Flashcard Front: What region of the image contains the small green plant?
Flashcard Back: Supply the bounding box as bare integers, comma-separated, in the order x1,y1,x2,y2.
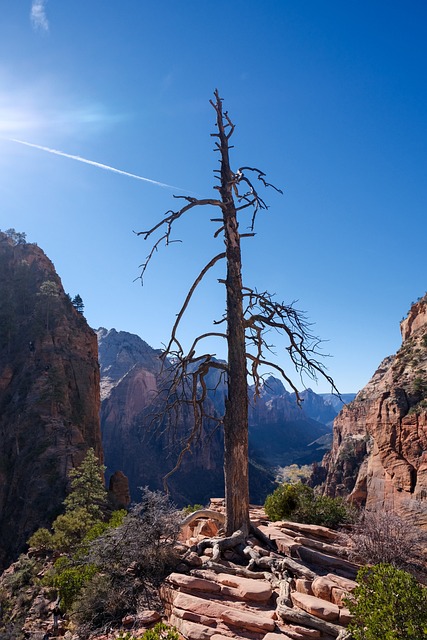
115,623,179,640
182,503,204,515
142,622,180,640
347,563,427,639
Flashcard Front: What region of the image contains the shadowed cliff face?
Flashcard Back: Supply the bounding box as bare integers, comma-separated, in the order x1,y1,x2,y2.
318,294,427,528
0,232,102,569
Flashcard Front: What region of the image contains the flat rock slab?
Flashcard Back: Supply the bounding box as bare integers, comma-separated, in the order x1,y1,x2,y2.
263,633,295,640
172,592,232,619
291,592,340,622
279,522,339,542
325,573,357,592
215,573,273,602
167,573,221,593
221,608,276,633
170,614,216,640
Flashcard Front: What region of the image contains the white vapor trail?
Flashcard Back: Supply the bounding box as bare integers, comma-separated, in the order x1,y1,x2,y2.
7,138,183,190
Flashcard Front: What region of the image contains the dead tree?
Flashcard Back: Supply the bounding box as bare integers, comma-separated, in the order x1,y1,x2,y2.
138,90,337,539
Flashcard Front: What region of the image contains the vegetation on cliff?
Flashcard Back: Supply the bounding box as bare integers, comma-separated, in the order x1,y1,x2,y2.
347,563,427,639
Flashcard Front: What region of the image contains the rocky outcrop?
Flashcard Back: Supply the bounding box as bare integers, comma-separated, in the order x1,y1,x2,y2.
317,294,427,528
161,503,358,640
98,332,345,507
0,231,102,569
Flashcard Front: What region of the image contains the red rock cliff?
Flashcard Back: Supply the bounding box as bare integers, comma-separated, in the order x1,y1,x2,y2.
0,232,102,568
318,294,427,527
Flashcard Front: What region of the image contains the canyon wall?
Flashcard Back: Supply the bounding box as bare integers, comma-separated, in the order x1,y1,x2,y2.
0,232,102,568
317,295,427,527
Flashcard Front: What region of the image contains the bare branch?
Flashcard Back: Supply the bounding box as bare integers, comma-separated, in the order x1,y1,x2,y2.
136,197,224,280
163,253,226,354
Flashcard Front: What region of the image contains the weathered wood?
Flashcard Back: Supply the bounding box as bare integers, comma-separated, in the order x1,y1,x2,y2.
181,509,226,528
277,578,292,607
197,529,246,562
253,555,317,580
249,522,278,552
277,603,344,638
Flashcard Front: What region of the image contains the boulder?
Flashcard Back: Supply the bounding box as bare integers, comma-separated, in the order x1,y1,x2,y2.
220,608,275,633
291,592,340,622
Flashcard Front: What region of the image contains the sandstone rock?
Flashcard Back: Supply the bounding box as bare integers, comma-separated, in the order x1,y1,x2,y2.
311,576,337,601
170,614,217,640
167,573,221,593
184,551,204,567
295,579,313,595
122,614,136,627
138,610,161,625
172,592,230,619
220,608,276,632
339,607,353,625
325,574,357,593
215,573,273,602
279,627,321,639
279,522,339,542
173,607,217,627
291,592,340,622
108,470,131,509
319,295,427,528
331,587,346,607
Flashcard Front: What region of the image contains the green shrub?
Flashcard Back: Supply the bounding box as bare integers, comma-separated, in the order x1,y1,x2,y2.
347,563,427,639
182,503,204,515
264,482,312,521
264,482,356,528
115,625,179,640
50,558,97,611
142,622,180,640
27,527,54,553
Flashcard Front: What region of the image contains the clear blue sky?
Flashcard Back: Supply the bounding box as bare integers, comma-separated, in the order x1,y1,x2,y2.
1,1,426,393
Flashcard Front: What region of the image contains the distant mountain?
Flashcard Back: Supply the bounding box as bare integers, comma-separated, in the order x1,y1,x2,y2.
294,389,356,426
0,231,102,569
98,329,351,506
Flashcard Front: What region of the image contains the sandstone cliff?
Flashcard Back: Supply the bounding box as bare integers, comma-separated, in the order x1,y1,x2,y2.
0,231,102,568
317,294,427,527
98,330,342,507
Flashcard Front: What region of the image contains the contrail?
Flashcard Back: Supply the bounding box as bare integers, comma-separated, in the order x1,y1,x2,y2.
7,138,183,190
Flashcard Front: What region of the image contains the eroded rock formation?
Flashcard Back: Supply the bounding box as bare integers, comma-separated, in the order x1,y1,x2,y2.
0,232,102,568
317,294,427,527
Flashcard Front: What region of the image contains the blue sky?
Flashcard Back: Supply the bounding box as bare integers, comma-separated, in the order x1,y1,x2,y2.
1,1,426,393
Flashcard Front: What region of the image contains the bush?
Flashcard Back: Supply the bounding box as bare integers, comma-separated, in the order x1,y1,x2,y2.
264,482,312,521
347,563,427,639
48,557,97,611
27,527,54,553
264,482,356,528
73,488,181,634
349,510,426,574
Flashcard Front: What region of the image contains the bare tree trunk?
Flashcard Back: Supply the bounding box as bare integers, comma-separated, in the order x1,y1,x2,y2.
215,93,250,537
